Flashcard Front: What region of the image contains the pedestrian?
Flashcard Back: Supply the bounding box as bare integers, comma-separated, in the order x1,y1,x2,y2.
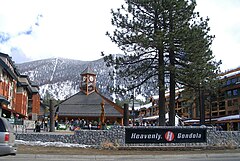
44,119,48,131
35,120,41,132
88,122,92,130
55,120,58,130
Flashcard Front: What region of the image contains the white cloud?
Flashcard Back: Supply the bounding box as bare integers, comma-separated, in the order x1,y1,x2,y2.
0,0,239,71
195,0,240,71
0,0,40,33
0,0,123,62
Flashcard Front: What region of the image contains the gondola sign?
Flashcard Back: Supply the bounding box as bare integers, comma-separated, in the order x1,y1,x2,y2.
125,128,206,144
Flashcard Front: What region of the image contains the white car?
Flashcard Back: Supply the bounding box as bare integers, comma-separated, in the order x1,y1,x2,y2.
57,124,67,130
0,117,17,156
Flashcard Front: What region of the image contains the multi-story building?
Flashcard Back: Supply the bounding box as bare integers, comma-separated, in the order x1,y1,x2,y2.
16,75,40,119
0,52,40,121
136,67,240,130
212,67,240,130
218,67,240,116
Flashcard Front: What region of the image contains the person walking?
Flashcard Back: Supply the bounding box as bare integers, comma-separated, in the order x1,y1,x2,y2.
88,122,92,130
35,120,41,132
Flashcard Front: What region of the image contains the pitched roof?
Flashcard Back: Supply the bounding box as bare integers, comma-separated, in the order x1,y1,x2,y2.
57,91,123,117
81,66,96,75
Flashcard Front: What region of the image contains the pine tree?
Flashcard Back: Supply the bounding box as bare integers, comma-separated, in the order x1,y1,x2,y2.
164,0,221,125
103,0,220,126
176,16,221,124
163,0,197,125
103,0,167,125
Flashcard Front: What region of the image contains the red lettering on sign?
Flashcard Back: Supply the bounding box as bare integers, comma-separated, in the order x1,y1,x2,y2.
164,131,175,142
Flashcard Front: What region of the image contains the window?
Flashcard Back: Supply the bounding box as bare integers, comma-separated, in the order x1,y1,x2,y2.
226,79,231,85
212,102,217,108
233,110,239,115
231,78,237,84
233,99,238,107
222,81,227,87
212,112,218,117
227,100,233,106
212,106,217,110
0,119,6,132
227,90,232,97
233,89,238,96
219,111,226,116
238,77,240,83
219,101,225,107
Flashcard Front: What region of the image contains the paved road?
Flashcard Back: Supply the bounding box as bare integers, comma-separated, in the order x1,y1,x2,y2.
1,153,240,161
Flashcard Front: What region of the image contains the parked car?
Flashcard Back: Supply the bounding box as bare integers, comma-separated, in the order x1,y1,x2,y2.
0,117,17,156
57,123,67,130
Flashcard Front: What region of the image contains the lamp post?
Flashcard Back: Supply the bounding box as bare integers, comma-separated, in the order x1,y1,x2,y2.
131,94,135,126
199,83,205,125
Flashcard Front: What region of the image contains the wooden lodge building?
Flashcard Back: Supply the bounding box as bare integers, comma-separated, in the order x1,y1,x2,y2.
56,67,124,125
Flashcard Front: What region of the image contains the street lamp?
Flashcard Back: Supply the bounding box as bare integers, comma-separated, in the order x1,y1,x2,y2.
131,94,135,126
199,83,205,125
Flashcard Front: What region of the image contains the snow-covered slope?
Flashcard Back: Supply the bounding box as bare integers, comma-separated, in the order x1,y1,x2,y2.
17,57,158,102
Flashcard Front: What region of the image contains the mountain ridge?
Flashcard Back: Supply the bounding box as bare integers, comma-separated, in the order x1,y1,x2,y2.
17,57,158,102
17,57,119,101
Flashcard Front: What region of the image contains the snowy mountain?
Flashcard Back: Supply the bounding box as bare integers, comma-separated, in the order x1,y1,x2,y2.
17,57,158,102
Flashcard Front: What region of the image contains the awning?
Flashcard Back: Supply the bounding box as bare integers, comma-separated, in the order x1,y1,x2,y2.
0,95,10,105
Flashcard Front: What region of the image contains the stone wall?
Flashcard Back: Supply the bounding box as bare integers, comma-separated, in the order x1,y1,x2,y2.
207,130,240,147
16,126,240,148
16,126,125,147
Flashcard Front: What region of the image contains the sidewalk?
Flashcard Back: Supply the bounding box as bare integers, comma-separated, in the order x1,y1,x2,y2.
13,153,240,160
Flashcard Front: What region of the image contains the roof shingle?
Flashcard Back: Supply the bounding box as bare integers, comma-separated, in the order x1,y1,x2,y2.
58,91,123,117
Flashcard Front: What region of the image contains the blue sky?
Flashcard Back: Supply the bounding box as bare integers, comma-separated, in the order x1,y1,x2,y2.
0,0,239,71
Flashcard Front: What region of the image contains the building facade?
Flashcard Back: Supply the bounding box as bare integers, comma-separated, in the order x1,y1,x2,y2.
57,67,124,126
136,67,240,130
0,52,41,121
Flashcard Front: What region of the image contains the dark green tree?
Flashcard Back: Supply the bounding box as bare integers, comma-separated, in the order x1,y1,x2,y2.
162,0,220,125
103,0,220,126
163,0,197,125
42,90,61,108
176,17,221,124
103,0,167,125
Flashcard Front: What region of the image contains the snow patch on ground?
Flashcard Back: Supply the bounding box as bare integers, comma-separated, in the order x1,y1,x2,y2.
16,140,90,148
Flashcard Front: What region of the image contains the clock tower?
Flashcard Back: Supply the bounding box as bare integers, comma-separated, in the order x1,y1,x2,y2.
80,67,96,95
